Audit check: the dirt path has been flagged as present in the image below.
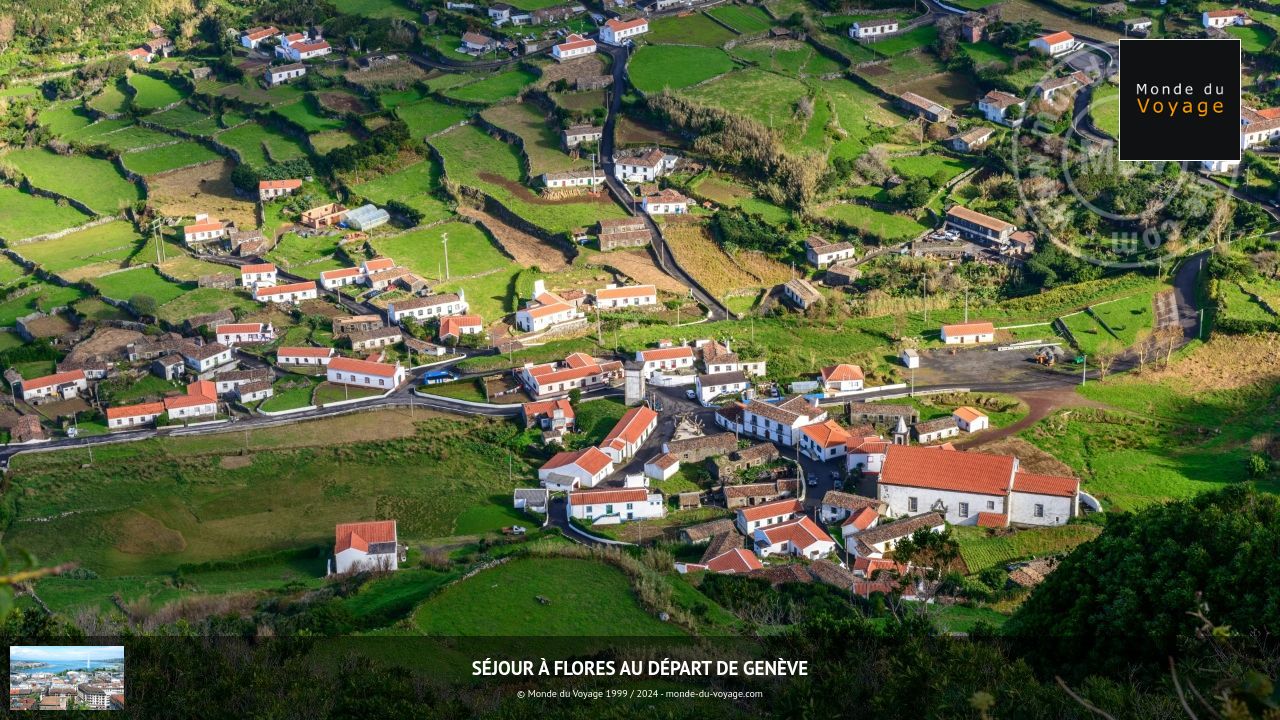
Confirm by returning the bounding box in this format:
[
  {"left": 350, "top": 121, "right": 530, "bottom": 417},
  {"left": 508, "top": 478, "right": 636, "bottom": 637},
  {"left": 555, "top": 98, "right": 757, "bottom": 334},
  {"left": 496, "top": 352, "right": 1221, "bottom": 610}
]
[
  {"left": 456, "top": 206, "right": 570, "bottom": 270},
  {"left": 583, "top": 249, "right": 690, "bottom": 294},
  {"left": 956, "top": 388, "right": 1110, "bottom": 450}
]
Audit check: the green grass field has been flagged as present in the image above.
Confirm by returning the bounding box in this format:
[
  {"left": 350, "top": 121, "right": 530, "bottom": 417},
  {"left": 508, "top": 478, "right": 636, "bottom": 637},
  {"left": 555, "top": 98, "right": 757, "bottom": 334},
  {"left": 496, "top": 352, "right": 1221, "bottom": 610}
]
[
  {"left": 482, "top": 102, "right": 588, "bottom": 175},
  {"left": 311, "top": 130, "right": 360, "bottom": 154},
  {"left": 732, "top": 40, "right": 843, "bottom": 77},
  {"left": 91, "top": 266, "right": 188, "bottom": 305},
  {"left": 128, "top": 73, "right": 188, "bottom": 111},
  {"left": 266, "top": 232, "right": 343, "bottom": 273},
  {"left": 890, "top": 154, "right": 971, "bottom": 182},
  {"left": 441, "top": 68, "right": 537, "bottom": 105},
  {"left": 866, "top": 25, "right": 938, "bottom": 56},
  {"left": 646, "top": 13, "right": 737, "bottom": 46},
  {"left": 275, "top": 96, "right": 346, "bottom": 132},
  {"left": 820, "top": 77, "right": 901, "bottom": 161},
  {"left": 414, "top": 557, "right": 683, "bottom": 636},
  {"left": 1, "top": 148, "right": 142, "bottom": 214},
  {"left": 332, "top": 0, "right": 418, "bottom": 19},
  {"left": 953, "top": 524, "right": 1103, "bottom": 573},
  {"left": 84, "top": 125, "right": 176, "bottom": 152},
  {"left": 13, "top": 220, "right": 141, "bottom": 276},
  {"left": 629, "top": 45, "right": 736, "bottom": 93},
  {"left": 121, "top": 141, "right": 221, "bottom": 175},
  {"left": 146, "top": 103, "right": 226, "bottom": 136},
  {"left": 349, "top": 158, "right": 453, "bottom": 224},
  {"left": 1228, "top": 24, "right": 1274, "bottom": 53},
  {"left": 215, "top": 121, "right": 309, "bottom": 167},
  {"left": 396, "top": 97, "right": 473, "bottom": 139},
  {"left": 691, "top": 173, "right": 791, "bottom": 224},
  {"left": 156, "top": 288, "right": 259, "bottom": 324},
  {"left": 1088, "top": 291, "right": 1156, "bottom": 348},
  {"left": 819, "top": 203, "right": 929, "bottom": 242},
  {"left": 0, "top": 186, "right": 93, "bottom": 241},
  {"left": 1090, "top": 81, "right": 1119, "bottom": 139},
  {"left": 38, "top": 103, "right": 96, "bottom": 137},
  {"left": 378, "top": 87, "right": 427, "bottom": 109},
  {"left": 88, "top": 80, "right": 132, "bottom": 115},
  {"left": 679, "top": 68, "right": 822, "bottom": 152},
  {"left": 707, "top": 5, "right": 773, "bottom": 33},
  {"left": 0, "top": 283, "right": 87, "bottom": 326},
  {"left": 369, "top": 222, "right": 508, "bottom": 280}
]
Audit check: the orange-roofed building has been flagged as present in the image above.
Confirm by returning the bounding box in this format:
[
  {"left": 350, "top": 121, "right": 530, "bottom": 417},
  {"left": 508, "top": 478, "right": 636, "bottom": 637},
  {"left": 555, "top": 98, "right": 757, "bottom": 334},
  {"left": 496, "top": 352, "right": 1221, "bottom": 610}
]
[
  {"left": 753, "top": 515, "right": 835, "bottom": 560},
  {"left": 439, "top": 314, "right": 483, "bottom": 341},
  {"left": 1029, "top": 30, "right": 1078, "bottom": 56},
  {"left": 940, "top": 320, "right": 995, "bottom": 344},
  {"left": 735, "top": 498, "right": 804, "bottom": 535},
  {"left": 599, "top": 405, "right": 658, "bottom": 463},
  {"left": 634, "top": 345, "right": 695, "bottom": 377},
  {"left": 952, "top": 405, "right": 989, "bottom": 433},
  {"left": 799, "top": 419, "right": 853, "bottom": 461},
  {"left": 537, "top": 447, "right": 614, "bottom": 490},
  {"left": 258, "top": 179, "right": 302, "bottom": 201},
  {"left": 18, "top": 369, "right": 88, "bottom": 403},
  {"left": 567, "top": 486, "right": 665, "bottom": 523},
  {"left": 705, "top": 548, "right": 763, "bottom": 574},
  {"left": 106, "top": 401, "right": 166, "bottom": 430},
  {"left": 819, "top": 363, "right": 865, "bottom": 394},
  {"left": 595, "top": 284, "right": 657, "bottom": 310},
  {"left": 332, "top": 520, "right": 400, "bottom": 574},
  {"left": 327, "top": 356, "right": 405, "bottom": 389}
]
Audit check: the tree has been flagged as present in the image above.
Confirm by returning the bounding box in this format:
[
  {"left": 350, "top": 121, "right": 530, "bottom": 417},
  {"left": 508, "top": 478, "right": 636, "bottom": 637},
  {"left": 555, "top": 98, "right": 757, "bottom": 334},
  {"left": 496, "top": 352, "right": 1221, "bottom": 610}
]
[
  {"left": 129, "top": 294, "right": 158, "bottom": 317},
  {"left": 889, "top": 526, "right": 960, "bottom": 612},
  {"left": 567, "top": 388, "right": 582, "bottom": 408}
]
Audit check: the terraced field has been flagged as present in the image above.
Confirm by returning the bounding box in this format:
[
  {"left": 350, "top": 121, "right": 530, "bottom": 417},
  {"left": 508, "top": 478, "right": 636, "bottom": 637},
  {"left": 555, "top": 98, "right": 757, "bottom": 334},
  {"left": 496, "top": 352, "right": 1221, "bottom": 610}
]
[{"left": 0, "top": 148, "right": 142, "bottom": 214}]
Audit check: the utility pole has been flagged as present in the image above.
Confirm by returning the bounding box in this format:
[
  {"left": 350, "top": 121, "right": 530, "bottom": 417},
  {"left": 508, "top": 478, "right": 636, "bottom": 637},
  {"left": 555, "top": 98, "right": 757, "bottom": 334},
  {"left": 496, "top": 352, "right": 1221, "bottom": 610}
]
[
  {"left": 1199, "top": 308, "right": 1204, "bottom": 340},
  {"left": 441, "top": 232, "right": 450, "bottom": 280},
  {"left": 1081, "top": 355, "right": 1087, "bottom": 386},
  {"left": 964, "top": 289, "right": 969, "bottom": 323}
]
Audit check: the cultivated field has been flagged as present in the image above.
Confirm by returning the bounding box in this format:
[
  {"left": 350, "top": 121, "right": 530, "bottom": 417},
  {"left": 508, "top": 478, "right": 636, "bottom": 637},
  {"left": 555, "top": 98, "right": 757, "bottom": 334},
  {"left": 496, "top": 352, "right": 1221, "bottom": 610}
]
[
  {"left": 215, "top": 121, "right": 309, "bottom": 167},
  {"left": 349, "top": 157, "right": 453, "bottom": 224},
  {"left": 122, "top": 141, "right": 221, "bottom": 176},
  {"left": 819, "top": 202, "right": 929, "bottom": 242},
  {"left": 662, "top": 222, "right": 790, "bottom": 300},
  {"left": 0, "top": 186, "right": 92, "bottom": 241},
  {"left": 396, "top": 97, "right": 472, "bottom": 138},
  {"left": 91, "top": 266, "right": 188, "bottom": 305},
  {"left": 629, "top": 45, "right": 736, "bottom": 93},
  {"left": 12, "top": 220, "right": 142, "bottom": 280},
  {"left": 482, "top": 102, "right": 589, "bottom": 175},
  {"left": 82, "top": 124, "right": 176, "bottom": 152},
  {"left": 646, "top": 13, "right": 737, "bottom": 46},
  {"left": 146, "top": 160, "right": 258, "bottom": 229},
  {"left": 128, "top": 73, "right": 187, "bottom": 111},
  {"left": 732, "top": 39, "right": 844, "bottom": 77},
  {"left": 679, "top": 68, "right": 821, "bottom": 152},
  {"left": 690, "top": 173, "right": 791, "bottom": 224},
  {"left": 146, "top": 103, "right": 226, "bottom": 136},
  {"left": 440, "top": 68, "right": 538, "bottom": 105},
  {"left": 370, "top": 222, "right": 510, "bottom": 280},
  {"left": 276, "top": 96, "right": 346, "bottom": 133},
  {"left": 1, "top": 148, "right": 142, "bottom": 214},
  {"left": 707, "top": 4, "right": 774, "bottom": 33}
]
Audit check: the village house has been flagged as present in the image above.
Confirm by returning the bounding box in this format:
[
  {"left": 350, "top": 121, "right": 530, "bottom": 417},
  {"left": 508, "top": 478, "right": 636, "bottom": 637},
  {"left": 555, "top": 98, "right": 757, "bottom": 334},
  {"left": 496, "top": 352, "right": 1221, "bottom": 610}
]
[
  {"left": 327, "top": 356, "right": 405, "bottom": 389},
  {"left": 180, "top": 341, "right": 233, "bottom": 373},
  {"left": 276, "top": 32, "right": 332, "bottom": 61},
  {"left": 753, "top": 515, "right": 836, "bottom": 560},
  {"left": 685, "top": 548, "right": 763, "bottom": 575},
  {"left": 851, "top": 18, "right": 900, "bottom": 40},
  {"left": 538, "top": 446, "right": 615, "bottom": 490},
  {"left": 1036, "top": 73, "right": 1086, "bottom": 102},
  {"left": 799, "top": 419, "right": 852, "bottom": 462},
  {"left": 820, "top": 363, "right": 864, "bottom": 394},
  {"left": 644, "top": 451, "right": 680, "bottom": 481},
  {"left": 18, "top": 369, "right": 89, "bottom": 403},
  {"left": 735, "top": 497, "right": 804, "bottom": 535},
  {"left": 724, "top": 478, "right": 801, "bottom": 509},
  {"left": 641, "top": 188, "right": 691, "bottom": 215},
  {"left": 595, "top": 284, "right": 657, "bottom": 310},
  {"left": 1203, "top": 8, "right": 1249, "bottom": 27},
  {"left": 266, "top": 63, "right": 307, "bottom": 86},
  {"left": 349, "top": 326, "right": 403, "bottom": 351},
  {"left": 947, "top": 126, "right": 995, "bottom": 153},
  {"left": 183, "top": 215, "right": 233, "bottom": 245},
  {"left": 364, "top": 265, "right": 412, "bottom": 291},
  {"left": 953, "top": 406, "right": 989, "bottom": 432},
  {"left": 300, "top": 203, "right": 348, "bottom": 229},
  {"left": 599, "top": 405, "right": 658, "bottom": 463},
  {"left": 332, "top": 520, "right": 400, "bottom": 575},
  {"left": 553, "top": 33, "right": 597, "bottom": 61},
  {"left": 279, "top": 346, "right": 336, "bottom": 367},
  {"left": 517, "top": 352, "right": 622, "bottom": 400},
  {"left": 333, "top": 315, "right": 383, "bottom": 336},
  {"left": 597, "top": 217, "right": 652, "bottom": 250},
  {"left": 940, "top": 320, "right": 996, "bottom": 344},
  {"left": 543, "top": 169, "right": 606, "bottom": 189},
  {"left": 915, "top": 416, "right": 959, "bottom": 443},
  {"left": 562, "top": 123, "right": 603, "bottom": 148},
  {"left": 897, "top": 91, "right": 952, "bottom": 123},
  {"left": 805, "top": 236, "right": 857, "bottom": 268},
  {"left": 255, "top": 280, "right": 318, "bottom": 304},
  {"left": 152, "top": 354, "right": 184, "bottom": 380},
  {"left": 635, "top": 345, "right": 695, "bottom": 377},
  {"left": 105, "top": 401, "right": 162, "bottom": 429},
  {"left": 215, "top": 322, "right": 275, "bottom": 346},
  {"left": 614, "top": 148, "right": 677, "bottom": 183},
  {"left": 163, "top": 380, "right": 219, "bottom": 421},
  {"left": 241, "top": 25, "right": 279, "bottom": 48},
  {"left": 213, "top": 368, "right": 273, "bottom": 396},
  {"left": 232, "top": 229, "right": 268, "bottom": 256},
  {"left": 522, "top": 398, "right": 574, "bottom": 431},
  {"left": 240, "top": 262, "right": 277, "bottom": 288},
  {"left": 782, "top": 278, "right": 822, "bottom": 310},
  {"left": 697, "top": 338, "right": 766, "bottom": 376},
  {"left": 513, "top": 487, "right": 550, "bottom": 514},
  {"left": 878, "top": 444, "right": 1079, "bottom": 527},
  {"left": 847, "top": 511, "right": 945, "bottom": 559},
  {"left": 569, "top": 487, "right": 665, "bottom": 524},
  {"left": 1122, "top": 17, "right": 1153, "bottom": 34},
  {"left": 846, "top": 429, "right": 892, "bottom": 475},
  {"left": 236, "top": 379, "right": 274, "bottom": 403},
  {"left": 978, "top": 90, "right": 1026, "bottom": 126},
  {"left": 439, "top": 314, "right": 484, "bottom": 341},
  {"left": 488, "top": 2, "right": 513, "bottom": 22},
  {"left": 740, "top": 395, "right": 827, "bottom": 447},
  {"left": 320, "top": 266, "right": 364, "bottom": 290},
  {"left": 819, "top": 490, "right": 884, "bottom": 525},
  {"left": 663, "top": 432, "right": 737, "bottom": 463},
  {"left": 258, "top": 179, "right": 303, "bottom": 202},
  {"left": 515, "top": 281, "right": 586, "bottom": 333},
  {"left": 126, "top": 47, "right": 153, "bottom": 62},
  {"left": 1029, "top": 30, "right": 1079, "bottom": 56},
  {"left": 387, "top": 292, "right": 468, "bottom": 325},
  {"left": 695, "top": 370, "right": 750, "bottom": 405},
  {"left": 945, "top": 204, "right": 1017, "bottom": 246},
  {"left": 823, "top": 264, "right": 861, "bottom": 287},
  {"left": 600, "top": 16, "right": 649, "bottom": 45},
  {"left": 710, "top": 440, "right": 779, "bottom": 482},
  {"left": 460, "top": 31, "right": 497, "bottom": 54},
  {"left": 1239, "top": 106, "right": 1280, "bottom": 149}
]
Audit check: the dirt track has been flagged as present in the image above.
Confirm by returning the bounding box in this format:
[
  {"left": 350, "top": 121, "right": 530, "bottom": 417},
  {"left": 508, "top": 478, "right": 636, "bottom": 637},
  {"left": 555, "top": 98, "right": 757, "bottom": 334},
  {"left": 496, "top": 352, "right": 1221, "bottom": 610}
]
[
  {"left": 456, "top": 206, "right": 570, "bottom": 270},
  {"left": 957, "top": 388, "right": 1109, "bottom": 450}
]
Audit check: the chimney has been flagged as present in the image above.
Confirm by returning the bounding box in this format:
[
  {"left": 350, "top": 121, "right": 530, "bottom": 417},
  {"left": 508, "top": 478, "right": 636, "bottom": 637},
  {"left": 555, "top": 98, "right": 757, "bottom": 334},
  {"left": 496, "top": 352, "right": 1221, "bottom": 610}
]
[
  {"left": 532, "top": 279, "right": 546, "bottom": 298},
  {"left": 194, "top": 213, "right": 208, "bottom": 222}
]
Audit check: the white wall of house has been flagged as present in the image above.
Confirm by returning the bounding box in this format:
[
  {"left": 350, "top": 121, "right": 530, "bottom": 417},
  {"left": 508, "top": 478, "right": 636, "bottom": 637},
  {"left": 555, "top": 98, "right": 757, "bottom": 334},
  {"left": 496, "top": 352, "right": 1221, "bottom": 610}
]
[
  {"left": 108, "top": 411, "right": 161, "bottom": 429},
  {"left": 879, "top": 484, "right": 1005, "bottom": 525},
  {"left": 1009, "top": 491, "right": 1076, "bottom": 526},
  {"left": 569, "top": 495, "right": 664, "bottom": 522},
  {"left": 845, "top": 450, "right": 886, "bottom": 474},
  {"left": 326, "top": 366, "right": 405, "bottom": 389},
  {"left": 334, "top": 548, "right": 398, "bottom": 575}
]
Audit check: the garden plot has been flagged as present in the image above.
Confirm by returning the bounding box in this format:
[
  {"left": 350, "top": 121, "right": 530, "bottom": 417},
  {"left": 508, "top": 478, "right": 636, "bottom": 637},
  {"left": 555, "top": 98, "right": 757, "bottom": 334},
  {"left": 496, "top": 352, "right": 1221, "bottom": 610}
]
[
  {"left": 1, "top": 148, "right": 142, "bottom": 214},
  {"left": 396, "top": 97, "right": 472, "bottom": 138},
  {"left": 998, "top": 0, "right": 1121, "bottom": 42},
  {"left": 0, "top": 186, "right": 92, "bottom": 241},
  {"left": 147, "top": 160, "right": 258, "bottom": 229},
  {"left": 550, "top": 90, "right": 605, "bottom": 114},
  {"left": 122, "top": 141, "right": 221, "bottom": 176},
  {"left": 38, "top": 103, "right": 96, "bottom": 137},
  {"left": 349, "top": 157, "right": 453, "bottom": 224},
  {"left": 707, "top": 4, "right": 773, "bottom": 34},
  {"left": 0, "top": 284, "right": 87, "bottom": 326},
  {"left": 275, "top": 96, "right": 346, "bottom": 133},
  {"left": 91, "top": 266, "right": 188, "bottom": 305},
  {"left": 646, "top": 13, "right": 737, "bottom": 46},
  {"left": 84, "top": 124, "right": 178, "bottom": 152},
  {"left": 893, "top": 70, "right": 981, "bottom": 108},
  {"left": 690, "top": 173, "right": 790, "bottom": 225},
  {"left": 311, "top": 130, "right": 361, "bottom": 154},
  {"left": 482, "top": 102, "right": 589, "bottom": 175},
  {"left": 662, "top": 222, "right": 791, "bottom": 302},
  {"left": 370, "top": 222, "right": 509, "bottom": 280},
  {"left": 11, "top": 220, "right": 142, "bottom": 280},
  {"left": 128, "top": 73, "right": 188, "bottom": 111},
  {"left": 441, "top": 68, "right": 538, "bottom": 105},
  {"left": 266, "top": 233, "right": 347, "bottom": 276},
  {"left": 629, "top": 45, "right": 736, "bottom": 93},
  {"left": 88, "top": 80, "right": 131, "bottom": 115},
  {"left": 215, "top": 121, "right": 309, "bottom": 167},
  {"left": 146, "top": 103, "right": 226, "bottom": 136},
  {"left": 818, "top": 203, "right": 929, "bottom": 242}
]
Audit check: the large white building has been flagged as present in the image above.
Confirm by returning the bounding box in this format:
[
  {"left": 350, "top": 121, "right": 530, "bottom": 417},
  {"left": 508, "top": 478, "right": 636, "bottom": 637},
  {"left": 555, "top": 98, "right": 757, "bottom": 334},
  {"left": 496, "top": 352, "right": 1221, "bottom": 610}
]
[
  {"left": 18, "top": 369, "right": 88, "bottom": 402},
  {"left": 240, "top": 262, "right": 277, "bottom": 288},
  {"left": 641, "top": 189, "right": 690, "bottom": 216},
  {"left": 387, "top": 292, "right": 468, "bottom": 325},
  {"left": 240, "top": 26, "right": 279, "bottom": 49},
  {"left": 568, "top": 487, "right": 665, "bottom": 524},
  {"left": 538, "top": 447, "right": 615, "bottom": 490},
  {"left": 940, "top": 321, "right": 995, "bottom": 344},
  {"left": 278, "top": 346, "right": 335, "bottom": 367},
  {"left": 978, "top": 90, "right": 1026, "bottom": 126},
  {"left": 255, "top": 281, "right": 318, "bottom": 304},
  {"left": 740, "top": 395, "right": 828, "bottom": 447},
  {"left": 819, "top": 363, "right": 864, "bottom": 394},
  {"left": 326, "top": 356, "right": 405, "bottom": 390},
  {"left": 595, "top": 284, "right": 657, "bottom": 310},
  {"left": 614, "top": 148, "right": 676, "bottom": 183},
  {"left": 215, "top": 322, "right": 276, "bottom": 346},
  {"left": 798, "top": 419, "right": 852, "bottom": 462},
  {"left": 1028, "top": 30, "right": 1078, "bottom": 56},
  {"left": 635, "top": 345, "right": 696, "bottom": 377},
  {"left": 332, "top": 520, "right": 399, "bottom": 575},
  {"left": 850, "top": 18, "right": 899, "bottom": 39},
  {"left": 1203, "top": 9, "right": 1249, "bottom": 27},
  {"left": 517, "top": 353, "right": 622, "bottom": 400},
  {"left": 515, "top": 282, "right": 585, "bottom": 333},
  {"left": 878, "top": 444, "right": 1079, "bottom": 527},
  {"left": 600, "top": 17, "right": 649, "bottom": 46},
  {"left": 752, "top": 515, "right": 836, "bottom": 560},
  {"left": 552, "top": 33, "right": 596, "bottom": 61},
  {"left": 180, "top": 342, "right": 233, "bottom": 374},
  {"left": 734, "top": 498, "right": 804, "bottom": 536},
  {"left": 695, "top": 370, "right": 749, "bottom": 404},
  {"left": 599, "top": 405, "right": 659, "bottom": 463}
]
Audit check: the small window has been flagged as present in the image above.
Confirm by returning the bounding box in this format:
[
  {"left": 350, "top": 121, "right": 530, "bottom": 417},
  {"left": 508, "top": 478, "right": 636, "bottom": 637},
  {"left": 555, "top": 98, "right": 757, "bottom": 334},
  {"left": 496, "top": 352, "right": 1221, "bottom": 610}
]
[
  {"left": 959, "top": 502, "right": 969, "bottom": 518},
  {"left": 908, "top": 497, "right": 918, "bottom": 512},
  {"left": 986, "top": 500, "right": 995, "bottom": 510},
  {"left": 1034, "top": 504, "right": 1044, "bottom": 518}
]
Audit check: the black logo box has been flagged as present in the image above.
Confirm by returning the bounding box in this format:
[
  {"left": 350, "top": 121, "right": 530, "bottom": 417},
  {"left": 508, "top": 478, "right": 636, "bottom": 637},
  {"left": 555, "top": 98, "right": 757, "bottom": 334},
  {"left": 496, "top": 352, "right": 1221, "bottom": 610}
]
[{"left": 1118, "top": 38, "right": 1241, "bottom": 162}]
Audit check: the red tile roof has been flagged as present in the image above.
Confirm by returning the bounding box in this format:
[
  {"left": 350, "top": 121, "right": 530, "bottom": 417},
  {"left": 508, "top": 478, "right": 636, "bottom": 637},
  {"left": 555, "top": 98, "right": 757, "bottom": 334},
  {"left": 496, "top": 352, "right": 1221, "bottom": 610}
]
[
  {"left": 256, "top": 280, "right": 316, "bottom": 298},
  {"left": 217, "top": 323, "right": 266, "bottom": 334},
  {"left": 568, "top": 487, "right": 648, "bottom": 506},
  {"left": 242, "top": 263, "right": 275, "bottom": 274},
  {"left": 105, "top": 401, "right": 165, "bottom": 420},
  {"left": 738, "top": 498, "right": 804, "bottom": 523},
  {"left": 705, "top": 548, "right": 762, "bottom": 574},
  {"left": 976, "top": 512, "right": 1008, "bottom": 528},
  {"left": 942, "top": 321, "right": 996, "bottom": 336},
  {"left": 1012, "top": 471, "right": 1079, "bottom": 497},
  {"left": 329, "top": 356, "right": 400, "bottom": 378},
  {"left": 1037, "top": 30, "right": 1075, "bottom": 44},
  {"left": 605, "top": 17, "right": 648, "bottom": 32},
  {"left": 439, "top": 314, "right": 482, "bottom": 338},
  {"left": 184, "top": 221, "right": 226, "bottom": 234},
  {"left": 880, "top": 444, "right": 1015, "bottom": 496},
  {"left": 335, "top": 520, "right": 397, "bottom": 554},
  {"left": 801, "top": 419, "right": 851, "bottom": 448},
  {"left": 947, "top": 205, "right": 1014, "bottom": 233},
  {"left": 842, "top": 506, "right": 880, "bottom": 531},
  {"left": 953, "top": 406, "right": 986, "bottom": 423},
  {"left": 543, "top": 447, "right": 613, "bottom": 475},
  {"left": 258, "top": 179, "right": 302, "bottom": 191},
  {"left": 556, "top": 33, "right": 596, "bottom": 51},
  {"left": 597, "top": 284, "right": 656, "bottom": 300},
  {"left": 279, "top": 346, "right": 333, "bottom": 358},
  {"left": 523, "top": 398, "right": 574, "bottom": 420},
  {"left": 321, "top": 267, "right": 363, "bottom": 280},
  {"left": 364, "top": 257, "right": 396, "bottom": 272},
  {"left": 639, "top": 346, "right": 693, "bottom": 362},
  {"left": 21, "top": 369, "right": 86, "bottom": 391},
  {"left": 601, "top": 406, "right": 658, "bottom": 448},
  {"left": 758, "top": 515, "right": 833, "bottom": 551},
  {"left": 821, "top": 364, "right": 864, "bottom": 383}
]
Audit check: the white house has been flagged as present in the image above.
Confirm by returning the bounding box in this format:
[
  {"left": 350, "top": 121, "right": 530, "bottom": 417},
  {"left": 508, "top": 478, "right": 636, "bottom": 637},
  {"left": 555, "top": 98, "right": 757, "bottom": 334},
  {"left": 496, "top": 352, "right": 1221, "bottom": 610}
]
[
  {"left": 818, "top": 490, "right": 883, "bottom": 525},
  {"left": 1203, "top": 158, "right": 1242, "bottom": 173},
  {"left": 595, "top": 284, "right": 657, "bottom": 310},
  {"left": 953, "top": 406, "right": 989, "bottom": 433},
  {"left": 782, "top": 278, "right": 822, "bottom": 310},
  {"left": 846, "top": 511, "right": 945, "bottom": 559},
  {"left": 1203, "top": 9, "right": 1248, "bottom": 28},
  {"left": 1240, "top": 106, "right": 1280, "bottom": 150},
  {"left": 387, "top": 292, "right": 468, "bottom": 325},
  {"left": 734, "top": 498, "right": 804, "bottom": 535},
  {"left": 740, "top": 395, "right": 827, "bottom": 447},
  {"left": 180, "top": 342, "right": 234, "bottom": 373},
  {"left": 635, "top": 345, "right": 695, "bottom": 377},
  {"left": 599, "top": 405, "right": 659, "bottom": 463},
  {"left": 215, "top": 322, "right": 276, "bottom": 346},
  {"left": 236, "top": 379, "right": 274, "bottom": 403},
  {"left": 538, "top": 447, "right": 615, "bottom": 490},
  {"left": 332, "top": 520, "right": 399, "bottom": 575},
  {"left": 320, "top": 267, "right": 364, "bottom": 290},
  {"left": 258, "top": 179, "right": 302, "bottom": 202},
  {"left": 552, "top": 33, "right": 596, "bottom": 61},
  {"left": 819, "top": 363, "right": 864, "bottom": 394},
  {"left": 106, "top": 401, "right": 165, "bottom": 430},
  {"left": 752, "top": 516, "right": 835, "bottom": 560},
  {"left": 568, "top": 487, "right": 665, "bottom": 524},
  {"left": 240, "top": 263, "right": 277, "bottom": 289},
  {"left": 614, "top": 148, "right": 676, "bottom": 183},
  {"left": 900, "top": 348, "right": 920, "bottom": 369},
  {"left": 940, "top": 321, "right": 995, "bottom": 344},
  {"left": 644, "top": 452, "right": 680, "bottom": 482},
  {"left": 1029, "top": 30, "right": 1078, "bottom": 56},
  {"left": 543, "top": 169, "right": 606, "bottom": 189},
  {"left": 255, "top": 280, "right": 318, "bottom": 304},
  {"left": 600, "top": 17, "right": 649, "bottom": 46},
  {"left": 804, "top": 236, "right": 857, "bottom": 268},
  {"left": 515, "top": 284, "right": 585, "bottom": 332},
  {"left": 641, "top": 189, "right": 690, "bottom": 215},
  {"left": 695, "top": 370, "right": 749, "bottom": 404},
  {"left": 845, "top": 431, "right": 891, "bottom": 475},
  {"left": 19, "top": 369, "right": 89, "bottom": 402},
  {"left": 163, "top": 380, "right": 218, "bottom": 420},
  {"left": 488, "top": 2, "right": 513, "bottom": 22},
  {"left": 327, "top": 356, "right": 405, "bottom": 390},
  {"left": 439, "top": 314, "right": 484, "bottom": 341},
  {"left": 517, "top": 353, "right": 621, "bottom": 400},
  {"left": 696, "top": 339, "right": 766, "bottom": 377},
  {"left": 276, "top": 33, "right": 331, "bottom": 61},
  {"left": 979, "top": 90, "right": 1026, "bottom": 126},
  {"left": 278, "top": 346, "right": 335, "bottom": 366},
  {"left": 850, "top": 18, "right": 899, "bottom": 39},
  {"left": 798, "top": 419, "right": 852, "bottom": 462},
  {"left": 877, "top": 444, "right": 1078, "bottom": 527},
  {"left": 183, "top": 216, "right": 232, "bottom": 245},
  {"left": 240, "top": 26, "right": 279, "bottom": 49},
  {"left": 266, "top": 63, "right": 306, "bottom": 86},
  {"left": 915, "top": 417, "right": 959, "bottom": 443}
]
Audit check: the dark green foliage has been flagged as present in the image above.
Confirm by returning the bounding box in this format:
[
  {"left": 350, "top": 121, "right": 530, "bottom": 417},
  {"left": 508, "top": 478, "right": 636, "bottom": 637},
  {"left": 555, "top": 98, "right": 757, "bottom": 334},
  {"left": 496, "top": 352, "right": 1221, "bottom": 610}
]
[{"left": 711, "top": 208, "right": 791, "bottom": 255}]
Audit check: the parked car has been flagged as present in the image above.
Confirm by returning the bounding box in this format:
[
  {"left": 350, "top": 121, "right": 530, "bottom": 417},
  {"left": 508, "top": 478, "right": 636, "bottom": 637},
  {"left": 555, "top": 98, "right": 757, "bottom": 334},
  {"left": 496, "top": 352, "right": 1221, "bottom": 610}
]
[
  {"left": 685, "top": 389, "right": 696, "bottom": 399},
  {"left": 806, "top": 477, "right": 818, "bottom": 487}
]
